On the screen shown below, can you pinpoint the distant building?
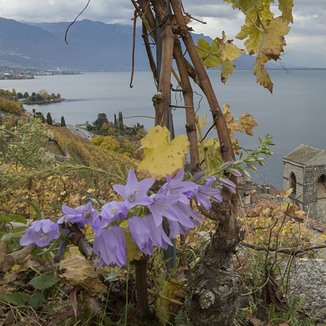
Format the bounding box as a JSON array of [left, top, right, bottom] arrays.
[[283, 144, 326, 221]]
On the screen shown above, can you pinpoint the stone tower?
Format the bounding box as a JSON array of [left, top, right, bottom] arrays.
[[283, 144, 326, 221]]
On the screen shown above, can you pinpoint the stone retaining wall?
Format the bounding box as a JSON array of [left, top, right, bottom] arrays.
[[286, 258, 326, 322]]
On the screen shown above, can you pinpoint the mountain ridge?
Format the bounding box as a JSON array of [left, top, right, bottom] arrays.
[[0, 17, 316, 72]]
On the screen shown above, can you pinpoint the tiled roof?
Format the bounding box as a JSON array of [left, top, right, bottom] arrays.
[[284, 144, 326, 166]]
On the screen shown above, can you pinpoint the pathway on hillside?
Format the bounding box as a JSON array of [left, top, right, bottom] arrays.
[[67, 125, 93, 140]]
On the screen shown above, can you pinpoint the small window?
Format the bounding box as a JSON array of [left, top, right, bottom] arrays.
[[290, 172, 296, 195], [317, 174, 326, 199], [318, 175, 326, 185]]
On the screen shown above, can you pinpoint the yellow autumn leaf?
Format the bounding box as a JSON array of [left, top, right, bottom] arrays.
[[223, 104, 234, 123], [263, 18, 291, 61], [137, 126, 189, 180], [59, 247, 107, 294], [221, 60, 235, 84], [122, 228, 142, 264], [279, 188, 293, 198], [253, 55, 273, 93], [155, 278, 185, 324], [215, 31, 245, 61], [239, 113, 258, 136], [196, 114, 207, 131], [253, 18, 290, 92], [279, 0, 294, 23]]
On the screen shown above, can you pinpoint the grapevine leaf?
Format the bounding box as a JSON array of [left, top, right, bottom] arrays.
[[197, 38, 221, 69], [240, 22, 263, 54], [137, 126, 189, 180], [263, 18, 291, 61], [197, 114, 207, 131], [196, 38, 211, 57], [239, 113, 258, 136], [253, 17, 290, 92], [221, 60, 235, 84], [216, 31, 246, 61], [278, 0, 294, 23], [223, 104, 243, 134], [253, 53, 272, 92]]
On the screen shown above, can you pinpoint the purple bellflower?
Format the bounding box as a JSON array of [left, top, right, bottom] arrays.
[[58, 202, 98, 227], [58, 202, 103, 235], [93, 226, 127, 267], [165, 202, 202, 238], [113, 169, 155, 209], [193, 179, 222, 210], [143, 214, 173, 249], [160, 168, 198, 205], [100, 201, 128, 224], [128, 216, 153, 255], [147, 193, 179, 227], [220, 177, 237, 194], [231, 169, 242, 177], [20, 219, 60, 247], [192, 171, 205, 182], [204, 175, 216, 187], [220, 161, 233, 170], [168, 220, 191, 238]]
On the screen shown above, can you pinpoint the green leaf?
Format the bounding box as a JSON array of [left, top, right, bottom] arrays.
[[29, 273, 57, 290], [237, 0, 258, 12], [0, 216, 11, 223], [196, 38, 211, 57], [0, 292, 30, 306], [0, 215, 27, 224], [11, 226, 27, 233], [196, 38, 221, 69], [29, 291, 44, 309], [203, 55, 221, 69]]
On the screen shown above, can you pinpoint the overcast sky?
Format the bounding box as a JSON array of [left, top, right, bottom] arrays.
[[0, 0, 325, 67]]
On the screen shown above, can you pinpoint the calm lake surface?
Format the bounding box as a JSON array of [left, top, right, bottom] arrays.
[[1, 69, 325, 189]]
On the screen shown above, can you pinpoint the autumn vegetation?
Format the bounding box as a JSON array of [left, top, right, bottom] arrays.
[[1, 0, 326, 325]]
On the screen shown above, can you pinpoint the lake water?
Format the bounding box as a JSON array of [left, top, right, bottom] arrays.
[[1, 69, 325, 189]]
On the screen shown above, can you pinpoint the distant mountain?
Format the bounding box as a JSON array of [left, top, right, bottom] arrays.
[[0, 17, 149, 71], [0, 17, 289, 72]]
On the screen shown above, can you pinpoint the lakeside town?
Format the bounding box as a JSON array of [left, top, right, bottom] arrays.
[[0, 66, 79, 80]]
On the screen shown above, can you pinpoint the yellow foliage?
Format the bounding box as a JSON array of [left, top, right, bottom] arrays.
[[99, 135, 120, 152], [123, 228, 143, 263], [279, 188, 293, 198], [223, 0, 293, 92], [196, 32, 245, 83], [239, 113, 258, 136], [137, 126, 189, 180], [196, 106, 258, 173], [50, 126, 135, 172], [155, 278, 185, 325], [241, 199, 323, 256]]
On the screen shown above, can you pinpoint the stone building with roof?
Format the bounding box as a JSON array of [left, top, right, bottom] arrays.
[[283, 144, 326, 221]]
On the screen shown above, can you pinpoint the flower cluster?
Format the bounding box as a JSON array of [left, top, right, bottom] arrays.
[[20, 168, 235, 268]]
